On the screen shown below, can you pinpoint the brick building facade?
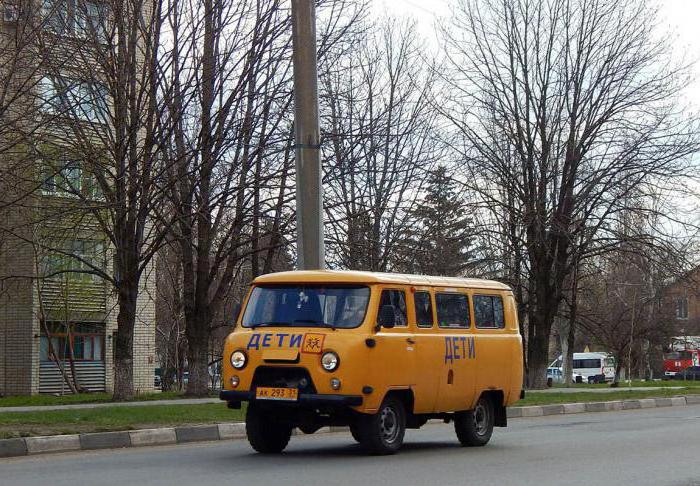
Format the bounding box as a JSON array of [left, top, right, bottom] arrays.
[[0, 1, 156, 396], [662, 266, 700, 338]]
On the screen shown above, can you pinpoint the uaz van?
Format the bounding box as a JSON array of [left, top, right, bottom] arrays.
[[220, 270, 524, 454]]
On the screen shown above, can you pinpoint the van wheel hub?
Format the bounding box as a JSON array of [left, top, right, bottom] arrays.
[[473, 402, 490, 436], [380, 406, 399, 444]]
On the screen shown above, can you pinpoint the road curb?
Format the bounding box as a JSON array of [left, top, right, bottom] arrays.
[[2, 395, 699, 458]]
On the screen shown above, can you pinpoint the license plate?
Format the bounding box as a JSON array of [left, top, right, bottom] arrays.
[[255, 387, 299, 401]]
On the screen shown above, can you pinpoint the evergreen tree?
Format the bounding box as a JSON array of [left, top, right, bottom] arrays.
[[394, 166, 477, 276]]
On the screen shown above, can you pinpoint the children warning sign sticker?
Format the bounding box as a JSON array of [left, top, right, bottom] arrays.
[[302, 333, 326, 354]]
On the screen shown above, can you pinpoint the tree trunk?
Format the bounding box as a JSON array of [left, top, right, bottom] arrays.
[[613, 355, 624, 385], [113, 280, 138, 400], [527, 302, 556, 389], [185, 307, 211, 396]]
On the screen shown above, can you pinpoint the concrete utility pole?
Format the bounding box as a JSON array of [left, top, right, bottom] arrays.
[[291, 0, 324, 270]]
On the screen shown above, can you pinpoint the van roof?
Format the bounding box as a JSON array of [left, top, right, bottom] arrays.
[[573, 352, 610, 359], [252, 270, 511, 291]]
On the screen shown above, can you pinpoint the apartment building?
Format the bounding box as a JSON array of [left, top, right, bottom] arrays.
[[663, 266, 700, 337], [0, 0, 156, 395]]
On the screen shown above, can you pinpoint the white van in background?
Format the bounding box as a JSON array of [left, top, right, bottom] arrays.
[[549, 352, 616, 384]]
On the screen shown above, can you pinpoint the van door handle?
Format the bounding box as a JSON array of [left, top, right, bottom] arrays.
[[406, 338, 416, 345]]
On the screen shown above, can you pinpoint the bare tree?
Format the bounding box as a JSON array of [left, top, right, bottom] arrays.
[[577, 241, 679, 384], [321, 16, 441, 271], [162, 0, 363, 395], [442, 0, 699, 387]]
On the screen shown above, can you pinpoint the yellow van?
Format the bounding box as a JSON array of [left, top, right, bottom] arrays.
[[220, 270, 523, 454]]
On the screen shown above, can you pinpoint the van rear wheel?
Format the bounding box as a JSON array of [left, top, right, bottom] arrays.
[[354, 396, 406, 454], [246, 404, 292, 453], [454, 396, 494, 447]]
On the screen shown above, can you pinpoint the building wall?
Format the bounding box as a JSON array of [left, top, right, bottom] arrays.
[[0, 4, 157, 396], [0, 206, 37, 395], [133, 261, 156, 394], [663, 268, 700, 337]]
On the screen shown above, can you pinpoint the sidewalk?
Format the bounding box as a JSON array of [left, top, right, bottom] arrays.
[[529, 386, 685, 394], [0, 397, 221, 413]]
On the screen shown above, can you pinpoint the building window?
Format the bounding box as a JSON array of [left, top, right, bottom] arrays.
[[676, 297, 689, 320], [37, 75, 109, 122], [41, 0, 69, 34], [40, 322, 105, 361], [43, 160, 81, 195], [41, 239, 106, 282], [76, 0, 108, 41], [42, 0, 108, 40], [43, 158, 103, 199]]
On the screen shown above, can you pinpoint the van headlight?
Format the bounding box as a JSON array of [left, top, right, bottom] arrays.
[[321, 351, 339, 371], [230, 350, 247, 370]]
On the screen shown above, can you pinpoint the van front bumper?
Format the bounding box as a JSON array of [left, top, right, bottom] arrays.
[[220, 390, 363, 407]]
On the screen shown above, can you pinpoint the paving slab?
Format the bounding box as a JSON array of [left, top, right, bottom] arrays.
[[175, 425, 219, 443], [217, 423, 246, 440], [540, 404, 564, 416], [80, 431, 131, 450], [685, 395, 700, 405], [0, 438, 27, 457], [622, 400, 641, 410], [129, 428, 177, 447], [26, 435, 81, 454], [520, 406, 544, 417], [562, 403, 586, 414], [506, 407, 523, 418], [638, 398, 657, 408], [654, 398, 673, 407]]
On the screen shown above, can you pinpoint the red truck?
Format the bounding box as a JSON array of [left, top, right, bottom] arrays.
[[664, 349, 700, 378]]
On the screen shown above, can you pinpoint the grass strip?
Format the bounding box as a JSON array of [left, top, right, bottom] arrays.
[[0, 391, 216, 408], [516, 387, 700, 406], [0, 403, 245, 439], [552, 380, 700, 389]]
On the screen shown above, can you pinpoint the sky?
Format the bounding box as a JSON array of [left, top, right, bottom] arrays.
[[373, 0, 700, 110]]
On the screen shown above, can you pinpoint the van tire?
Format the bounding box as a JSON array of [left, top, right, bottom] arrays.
[[246, 404, 292, 453], [454, 396, 494, 447], [354, 396, 406, 455]]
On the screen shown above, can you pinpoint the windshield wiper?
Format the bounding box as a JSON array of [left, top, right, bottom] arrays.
[[248, 321, 290, 329], [293, 319, 337, 330]]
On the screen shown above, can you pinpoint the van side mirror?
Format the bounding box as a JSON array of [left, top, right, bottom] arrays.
[[378, 304, 396, 329]]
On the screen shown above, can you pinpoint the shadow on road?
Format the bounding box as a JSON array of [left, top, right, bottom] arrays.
[[228, 435, 511, 463]]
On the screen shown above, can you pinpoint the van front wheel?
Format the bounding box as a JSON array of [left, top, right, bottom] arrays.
[[454, 396, 494, 447], [354, 396, 406, 454], [246, 404, 292, 453]]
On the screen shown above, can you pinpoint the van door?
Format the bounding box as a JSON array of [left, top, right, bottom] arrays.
[[434, 291, 476, 412], [409, 289, 441, 413], [372, 287, 416, 410]]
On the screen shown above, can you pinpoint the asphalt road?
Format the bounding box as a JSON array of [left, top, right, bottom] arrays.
[[2, 405, 700, 486]]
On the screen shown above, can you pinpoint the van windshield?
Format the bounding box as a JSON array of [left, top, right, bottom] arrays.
[[241, 285, 371, 329]]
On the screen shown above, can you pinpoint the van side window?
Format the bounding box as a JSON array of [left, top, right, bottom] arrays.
[[378, 289, 408, 327], [436, 293, 470, 328], [414, 291, 434, 328], [474, 295, 505, 329]]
